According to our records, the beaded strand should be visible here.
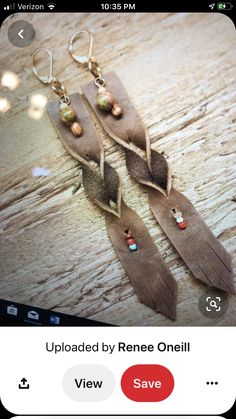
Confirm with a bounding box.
[125,230,138,251]
[172,209,187,230]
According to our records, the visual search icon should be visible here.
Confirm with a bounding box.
[198,289,229,319]
[205,296,221,312]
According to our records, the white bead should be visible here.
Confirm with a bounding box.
[60,103,69,110]
[173,211,182,219]
[98,86,106,93]
[176,216,184,223]
[129,243,137,251]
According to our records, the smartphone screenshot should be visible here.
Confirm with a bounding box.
[0,1,235,417]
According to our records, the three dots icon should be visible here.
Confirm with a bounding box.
[206,381,218,385]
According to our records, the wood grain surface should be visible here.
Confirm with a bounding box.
[0,12,235,325]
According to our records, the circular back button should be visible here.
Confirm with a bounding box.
[8,20,35,48]
[121,364,174,402]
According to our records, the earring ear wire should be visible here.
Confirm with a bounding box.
[32,47,83,137]
[32,47,54,84]
[69,29,123,118]
[69,29,94,65]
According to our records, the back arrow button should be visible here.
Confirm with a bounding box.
[18,29,24,39]
[8,20,35,48]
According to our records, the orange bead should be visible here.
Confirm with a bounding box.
[127,238,135,245]
[111,103,123,117]
[178,221,187,230]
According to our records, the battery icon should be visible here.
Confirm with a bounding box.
[217,2,233,10]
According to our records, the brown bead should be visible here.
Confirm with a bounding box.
[70,122,83,137]
[111,103,123,117]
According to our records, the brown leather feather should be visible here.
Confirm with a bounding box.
[47,93,178,319]
[82,72,235,295]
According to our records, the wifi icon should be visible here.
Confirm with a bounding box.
[47,3,56,10]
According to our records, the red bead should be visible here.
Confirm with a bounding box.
[126,233,133,239]
[127,238,135,245]
[178,221,187,230]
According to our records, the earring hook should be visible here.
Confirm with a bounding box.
[69,29,94,65]
[32,47,54,84]
[32,47,70,104]
[69,29,103,80]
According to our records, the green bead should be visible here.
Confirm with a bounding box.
[60,104,76,123]
[96,91,114,111]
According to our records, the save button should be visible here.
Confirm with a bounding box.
[121,364,174,402]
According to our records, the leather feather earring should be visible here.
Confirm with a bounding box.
[32,47,178,320]
[69,29,235,295]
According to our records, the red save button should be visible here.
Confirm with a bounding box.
[121,364,174,402]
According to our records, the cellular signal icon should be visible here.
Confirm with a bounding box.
[47,2,56,9]
[4,3,16,10]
